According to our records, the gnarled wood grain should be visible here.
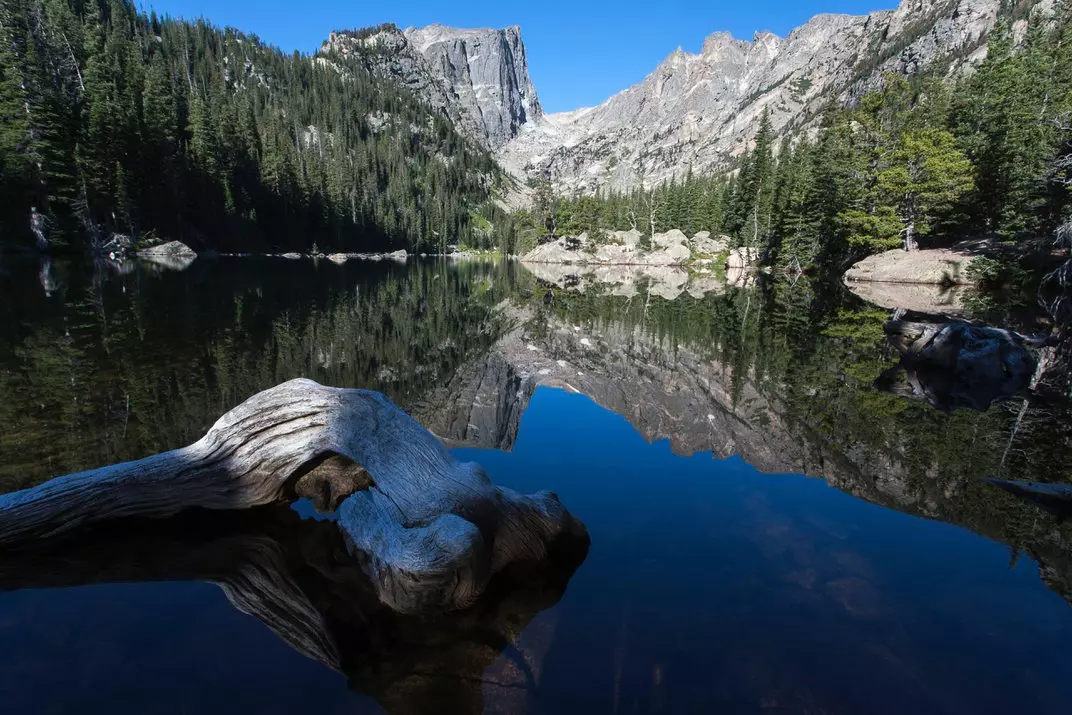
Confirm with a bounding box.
[0,379,588,612]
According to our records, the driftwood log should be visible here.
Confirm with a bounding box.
[0,507,588,714]
[0,379,588,612]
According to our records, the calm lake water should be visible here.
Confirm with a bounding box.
[1,256,1071,714]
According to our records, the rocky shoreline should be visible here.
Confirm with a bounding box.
[523,228,733,266]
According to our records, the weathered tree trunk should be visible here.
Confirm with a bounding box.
[903,221,918,252]
[0,379,588,612]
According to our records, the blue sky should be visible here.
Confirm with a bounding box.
[139,0,892,112]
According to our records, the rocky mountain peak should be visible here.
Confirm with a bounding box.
[498,0,1046,195]
[401,24,542,148]
[318,23,541,150]
[700,31,750,57]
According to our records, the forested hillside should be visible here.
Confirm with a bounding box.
[0,0,498,254]
[511,11,1072,271]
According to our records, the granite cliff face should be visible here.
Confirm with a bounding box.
[321,1,1044,191]
[318,24,541,149]
[405,25,542,148]
[498,0,1043,193]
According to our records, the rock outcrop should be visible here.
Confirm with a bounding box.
[877,319,1046,411]
[404,25,542,148]
[521,230,725,268]
[727,247,760,270]
[845,246,980,285]
[498,0,1043,192]
[319,24,541,149]
[136,241,197,271]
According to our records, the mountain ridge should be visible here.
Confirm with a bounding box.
[319,23,541,150]
[314,0,1046,196]
[497,0,1030,193]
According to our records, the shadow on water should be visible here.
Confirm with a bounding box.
[0,506,587,714]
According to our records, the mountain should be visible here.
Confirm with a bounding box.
[414,297,1072,605]
[319,24,542,150]
[0,1,499,254]
[483,0,1043,193]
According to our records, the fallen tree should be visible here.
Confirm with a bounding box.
[0,379,588,613]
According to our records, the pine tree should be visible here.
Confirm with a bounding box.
[878,127,973,250]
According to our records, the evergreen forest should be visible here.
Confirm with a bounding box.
[0,0,499,254]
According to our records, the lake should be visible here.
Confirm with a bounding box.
[1,256,1070,714]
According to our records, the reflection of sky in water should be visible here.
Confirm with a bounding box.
[0,387,1069,714]
[463,389,1072,714]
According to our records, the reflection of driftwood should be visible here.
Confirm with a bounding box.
[1037,257,1072,398]
[988,479,1072,519]
[0,379,587,612]
[877,321,1045,411]
[0,508,588,714]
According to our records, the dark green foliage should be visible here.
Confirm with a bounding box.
[0,0,497,253]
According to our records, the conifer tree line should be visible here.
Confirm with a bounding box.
[0,0,498,254]
[514,8,1072,270]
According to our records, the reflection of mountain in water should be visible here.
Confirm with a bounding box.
[415,279,1072,604]
[2,258,1071,604]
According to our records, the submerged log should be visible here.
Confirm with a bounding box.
[0,379,588,612]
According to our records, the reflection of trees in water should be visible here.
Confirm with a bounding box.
[0,259,515,491]
[516,275,1072,600]
[4,260,1072,597]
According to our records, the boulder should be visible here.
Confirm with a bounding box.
[642,266,689,300]
[136,241,197,270]
[522,234,594,264]
[846,281,966,314]
[877,320,1047,412]
[610,229,642,248]
[523,237,585,264]
[727,247,760,270]
[386,249,409,262]
[652,229,690,251]
[644,231,692,265]
[727,266,757,287]
[594,243,637,264]
[136,240,196,259]
[845,247,978,285]
[522,261,589,290]
[102,234,136,256]
[691,232,730,256]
